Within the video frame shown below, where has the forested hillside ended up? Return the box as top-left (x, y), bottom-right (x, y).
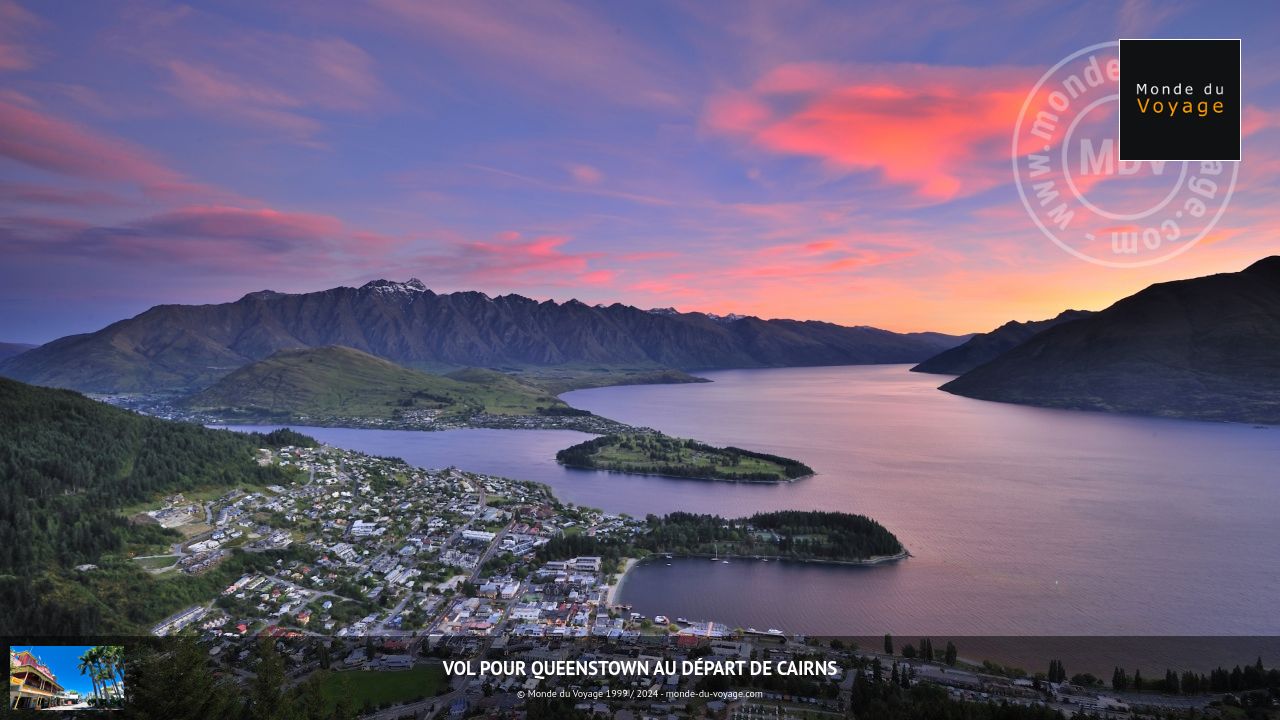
top-left (0, 377), bottom-right (312, 633)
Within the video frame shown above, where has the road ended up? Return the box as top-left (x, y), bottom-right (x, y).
top-left (469, 522), bottom-right (513, 583)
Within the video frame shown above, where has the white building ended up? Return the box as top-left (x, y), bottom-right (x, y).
top-left (461, 529), bottom-right (496, 543)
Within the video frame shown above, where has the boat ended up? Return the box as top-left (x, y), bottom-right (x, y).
top-left (721, 559), bottom-right (730, 564)
top-left (766, 628), bottom-right (783, 635)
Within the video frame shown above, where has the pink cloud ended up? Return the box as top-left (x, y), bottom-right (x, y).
top-left (706, 62), bottom-right (1037, 201)
top-left (567, 164), bottom-right (603, 185)
top-left (0, 182), bottom-right (126, 208)
top-left (109, 7), bottom-right (387, 144)
top-left (0, 99), bottom-right (207, 197)
top-left (3, 204), bottom-right (399, 274)
top-left (137, 206), bottom-right (345, 242)
top-left (578, 269), bottom-right (619, 285)
top-left (728, 236), bottom-right (917, 279)
top-left (409, 232), bottom-right (608, 288)
top-left (0, 0), bottom-right (40, 71)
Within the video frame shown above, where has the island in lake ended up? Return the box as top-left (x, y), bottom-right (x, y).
top-left (555, 432), bottom-right (815, 482)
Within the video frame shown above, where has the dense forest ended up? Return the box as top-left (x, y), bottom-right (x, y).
top-left (537, 510), bottom-right (904, 564)
top-left (556, 432), bottom-right (814, 482)
top-left (642, 511), bottom-right (904, 560)
top-left (0, 377), bottom-right (313, 634)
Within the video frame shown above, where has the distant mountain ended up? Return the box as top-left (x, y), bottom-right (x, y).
top-left (941, 257), bottom-right (1280, 424)
top-left (185, 345), bottom-right (566, 420)
top-left (911, 310), bottom-right (1093, 375)
top-left (0, 342), bottom-right (35, 361)
top-left (0, 279), bottom-right (969, 393)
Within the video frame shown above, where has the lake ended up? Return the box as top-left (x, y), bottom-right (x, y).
top-left (229, 364), bottom-right (1280, 637)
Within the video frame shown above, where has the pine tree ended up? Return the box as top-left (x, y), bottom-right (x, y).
top-left (944, 641), bottom-right (958, 667)
top-left (1111, 667), bottom-right (1129, 691)
top-left (248, 641), bottom-right (292, 720)
top-left (126, 638), bottom-right (241, 720)
top-left (884, 633), bottom-right (894, 655)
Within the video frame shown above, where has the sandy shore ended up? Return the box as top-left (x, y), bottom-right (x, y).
top-left (604, 557), bottom-right (639, 606)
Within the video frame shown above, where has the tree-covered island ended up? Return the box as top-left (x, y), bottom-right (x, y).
top-left (555, 432), bottom-right (815, 482)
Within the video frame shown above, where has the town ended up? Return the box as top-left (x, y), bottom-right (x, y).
top-left (125, 444), bottom-right (1276, 719)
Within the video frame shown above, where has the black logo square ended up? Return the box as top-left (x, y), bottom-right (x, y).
top-left (1119, 39), bottom-right (1240, 161)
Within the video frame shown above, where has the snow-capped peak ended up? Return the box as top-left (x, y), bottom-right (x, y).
top-left (361, 278), bottom-right (429, 294)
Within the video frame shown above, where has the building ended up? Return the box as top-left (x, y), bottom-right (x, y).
top-left (543, 556), bottom-right (602, 573)
top-left (350, 520), bottom-right (380, 538)
top-left (461, 529), bottom-right (496, 543)
top-left (10, 650), bottom-right (65, 710)
top-left (151, 605), bottom-right (208, 636)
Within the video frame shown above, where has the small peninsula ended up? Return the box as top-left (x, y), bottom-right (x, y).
top-left (555, 432), bottom-right (815, 483)
top-left (175, 345), bottom-right (634, 433)
top-left (541, 510), bottom-right (907, 565)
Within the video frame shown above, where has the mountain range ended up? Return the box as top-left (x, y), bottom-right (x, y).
top-left (0, 279), bottom-right (968, 393)
top-left (940, 257), bottom-right (1280, 424)
top-left (0, 342), bottom-right (34, 361)
top-left (910, 310), bottom-right (1093, 375)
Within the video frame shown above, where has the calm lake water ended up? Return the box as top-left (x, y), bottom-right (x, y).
top-left (229, 364), bottom-right (1280, 637)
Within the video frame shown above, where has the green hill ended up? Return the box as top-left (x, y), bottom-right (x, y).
top-left (556, 432), bottom-right (814, 482)
top-left (0, 376), bottom-right (312, 634)
top-left (184, 345), bottom-right (572, 422)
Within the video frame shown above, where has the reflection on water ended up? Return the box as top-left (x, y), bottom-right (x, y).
top-left (228, 364), bottom-right (1280, 636)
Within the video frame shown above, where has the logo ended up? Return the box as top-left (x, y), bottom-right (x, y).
top-left (1119, 39), bottom-right (1241, 161)
top-left (1013, 42), bottom-right (1238, 267)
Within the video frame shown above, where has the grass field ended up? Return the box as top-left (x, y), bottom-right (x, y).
top-left (312, 665), bottom-right (448, 714)
top-left (187, 346), bottom-right (568, 420)
top-left (133, 555), bottom-right (179, 570)
top-left (595, 440), bottom-right (786, 475)
top-left (509, 365), bottom-right (710, 394)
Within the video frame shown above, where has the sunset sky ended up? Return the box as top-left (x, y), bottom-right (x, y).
top-left (2, 0), bottom-right (1279, 344)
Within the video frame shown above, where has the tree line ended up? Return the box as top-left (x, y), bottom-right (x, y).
top-left (1109, 657), bottom-right (1280, 695)
top-left (0, 378), bottom-right (314, 634)
top-left (535, 510), bottom-right (903, 564)
top-left (641, 510), bottom-right (903, 560)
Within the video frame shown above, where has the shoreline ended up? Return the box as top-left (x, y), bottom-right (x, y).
top-left (604, 557), bottom-right (640, 606)
top-left (201, 413), bottom-right (639, 435)
top-left (634, 549), bottom-right (910, 569)
top-left (557, 462), bottom-right (814, 485)
top-left (607, 549), bottom-right (909, 610)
